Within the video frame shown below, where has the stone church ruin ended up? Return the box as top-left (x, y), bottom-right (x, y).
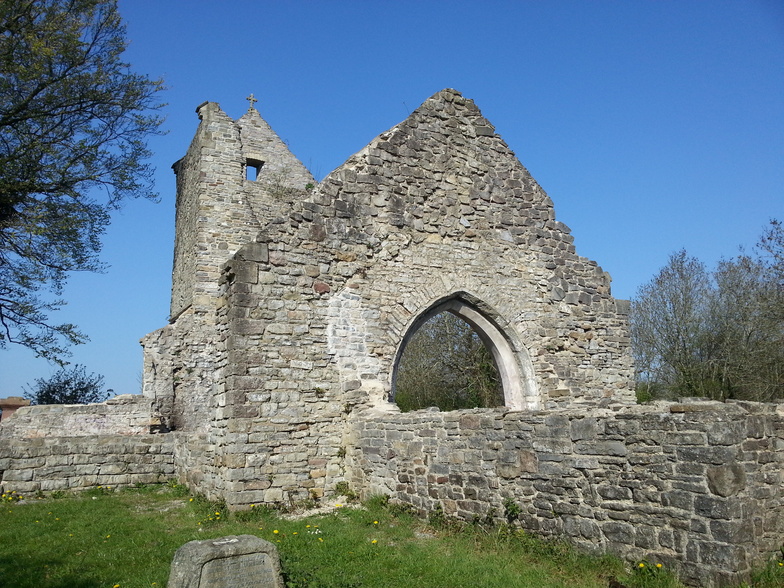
top-left (1, 89), bottom-right (782, 587)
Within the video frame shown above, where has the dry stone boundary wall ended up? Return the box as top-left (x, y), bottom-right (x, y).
top-left (350, 400), bottom-right (784, 586)
top-left (0, 395), bottom-right (162, 438)
top-left (0, 433), bottom-right (175, 493)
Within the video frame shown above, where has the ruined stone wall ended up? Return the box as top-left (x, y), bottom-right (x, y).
top-left (0, 433), bottom-right (175, 493)
top-left (349, 400), bottom-right (783, 588)
top-left (141, 309), bottom-right (225, 433)
top-left (165, 241), bottom-right (349, 508)
top-left (0, 395), bottom-right (161, 439)
top-left (169, 101), bottom-right (313, 318)
top-left (169, 130), bottom-right (200, 318)
top-left (0, 395), bottom-right (173, 494)
top-left (144, 101), bottom-right (315, 433)
top-left (171, 88), bottom-right (638, 509)
top-left (123, 89), bottom-right (784, 585)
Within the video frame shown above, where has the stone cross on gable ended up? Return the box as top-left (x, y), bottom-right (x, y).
top-left (246, 93), bottom-right (258, 110)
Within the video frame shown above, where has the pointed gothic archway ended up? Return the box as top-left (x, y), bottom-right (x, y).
top-left (391, 294), bottom-right (539, 411)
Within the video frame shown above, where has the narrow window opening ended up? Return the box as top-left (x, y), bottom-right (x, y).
top-left (395, 311), bottom-right (504, 412)
top-left (245, 158), bottom-right (264, 181)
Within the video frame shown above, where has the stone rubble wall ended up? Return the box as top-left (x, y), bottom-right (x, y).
top-left (190, 89), bottom-right (641, 509)
top-left (349, 400), bottom-right (784, 587)
top-left (139, 89), bottom-right (639, 500)
top-left (146, 101), bottom-right (315, 434)
top-left (141, 309), bottom-right (225, 433)
top-left (169, 101), bottom-right (313, 319)
top-left (0, 395), bottom-right (161, 439)
top-left (0, 433), bottom-right (175, 493)
top-left (0, 398), bottom-right (780, 588)
top-left (75, 89), bottom-right (782, 586)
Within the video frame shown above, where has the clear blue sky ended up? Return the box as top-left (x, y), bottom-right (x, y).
top-left (1, 0), bottom-right (782, 397)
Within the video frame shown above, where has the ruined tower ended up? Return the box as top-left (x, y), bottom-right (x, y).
top-left (142, 98), bottom-right (314, 431)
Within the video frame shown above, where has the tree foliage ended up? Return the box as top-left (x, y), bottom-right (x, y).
top-left (395, 312), bottom-right (504, 412)
top-left (630, 221), bottom-right (784, 402)
top-left (24, 363), bottom-right (109, 404)
top-left (0, 0), bottom-right (164, 361)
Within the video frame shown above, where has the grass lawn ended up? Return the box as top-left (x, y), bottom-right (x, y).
top-left (0, 484), bottom-right (780, 588)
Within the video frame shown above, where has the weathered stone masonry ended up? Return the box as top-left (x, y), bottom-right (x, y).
top-left (1, 90), bottom-right (781, 587)
top-left (351, 401), bottom-right (783, 587)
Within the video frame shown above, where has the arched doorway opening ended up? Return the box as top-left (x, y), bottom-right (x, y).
top-left (391, 295), bottom-right (536, 411)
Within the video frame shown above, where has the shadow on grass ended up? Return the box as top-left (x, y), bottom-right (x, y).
top-left (0, 553), bottom-right (102, 588)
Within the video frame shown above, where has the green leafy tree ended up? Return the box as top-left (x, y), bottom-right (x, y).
top-left (630, 221), bottom-right (784, 402)
top-left (0, 0), bottom-right (164, 361)
top-left (24, 363), bottom-right (109, 404)
top-left (395, 312), bottom-right (503, 412)
top-left (709, 226), bottom-right (784, 401)
top-left (630, 250), bottom-right (721, 399)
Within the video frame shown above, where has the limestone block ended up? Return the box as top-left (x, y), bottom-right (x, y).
top-left (239, 243), bottom-right (269, 263)
top-left (706, 465), bottom-right (746, 497)
top-left (694, 495), bottom-right (742, 520)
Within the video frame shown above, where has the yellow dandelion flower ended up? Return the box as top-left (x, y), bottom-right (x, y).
top-left (639, 563), bottom-right (645, 568)
top-left (371, 539), bottom-right (378, 544)
top-left (189, 498), bottom-right (193, 502)
top-left (273, 530), bottom-right (279, 534)
top-left (306, 525), bottom-right (311, 528)
top-left (656, 563), bottom-right (662, 568)
top-left (318, 537), bottom-right (323, 542)
top-left (293, 532), bottom-right (298, 535)
top-left (373, 521), bottom-right (378, 525)
top-left (335, 503), bottom-right (343, 507)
